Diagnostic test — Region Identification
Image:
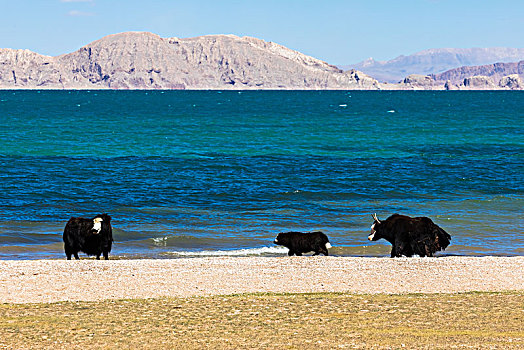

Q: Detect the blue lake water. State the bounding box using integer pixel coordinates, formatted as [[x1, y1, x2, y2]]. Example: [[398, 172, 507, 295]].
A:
[[0, 90, 522, 259]]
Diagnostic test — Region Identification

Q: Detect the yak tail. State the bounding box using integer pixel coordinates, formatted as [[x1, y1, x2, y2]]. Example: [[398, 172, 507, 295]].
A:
[[435, 226, 451, 251]]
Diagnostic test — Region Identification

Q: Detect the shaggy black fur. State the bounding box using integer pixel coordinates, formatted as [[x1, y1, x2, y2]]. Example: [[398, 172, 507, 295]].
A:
[[369, 214, 451, 257], [63, 213, 113, 260], [274, 231, 331, 256]]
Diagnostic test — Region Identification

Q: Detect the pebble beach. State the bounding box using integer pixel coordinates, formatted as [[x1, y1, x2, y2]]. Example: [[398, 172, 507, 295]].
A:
[[1, 256, 523, 304]]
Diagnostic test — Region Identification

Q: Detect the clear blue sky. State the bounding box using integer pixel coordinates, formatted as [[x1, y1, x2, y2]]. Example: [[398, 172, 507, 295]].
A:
[[1, 0, 523, 64]]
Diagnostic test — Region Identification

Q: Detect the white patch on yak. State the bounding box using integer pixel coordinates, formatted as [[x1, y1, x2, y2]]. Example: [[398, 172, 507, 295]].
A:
[[325, 242, 332, 249], [274, 238, 278, 243], [92, 217, 103, 234], [369, 223, 377, 241]]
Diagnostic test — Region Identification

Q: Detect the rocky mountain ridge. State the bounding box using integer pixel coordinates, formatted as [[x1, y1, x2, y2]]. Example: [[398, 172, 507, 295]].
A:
[[0, 32, 379, 90], [431, 61, 524, 85], [346, 47, 524, 83], [0, 32, 522, 90], [395, 61, 523, 90]]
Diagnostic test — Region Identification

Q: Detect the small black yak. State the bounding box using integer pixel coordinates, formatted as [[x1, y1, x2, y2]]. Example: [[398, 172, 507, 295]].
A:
[[368, 213, 451, 257], [63, 213, 113, 260], [274, 231, 332, 256]]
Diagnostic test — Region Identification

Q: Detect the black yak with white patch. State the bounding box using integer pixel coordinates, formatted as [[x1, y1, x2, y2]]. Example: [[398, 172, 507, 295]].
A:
[[274, 231, 332, 256], [368, 213, 451, 257], [63, 213, 113, 260]]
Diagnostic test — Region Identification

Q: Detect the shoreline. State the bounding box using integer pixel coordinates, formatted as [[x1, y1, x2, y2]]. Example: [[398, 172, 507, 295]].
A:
[[1, 256, 523, 304], [1, 88, 522, 91]]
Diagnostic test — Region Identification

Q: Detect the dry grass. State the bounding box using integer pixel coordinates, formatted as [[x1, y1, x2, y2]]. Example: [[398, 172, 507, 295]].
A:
[[1, 292, 523, 349]]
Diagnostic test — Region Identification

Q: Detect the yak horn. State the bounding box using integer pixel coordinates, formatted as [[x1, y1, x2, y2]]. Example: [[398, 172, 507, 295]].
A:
[[372, 213, 381, 223]]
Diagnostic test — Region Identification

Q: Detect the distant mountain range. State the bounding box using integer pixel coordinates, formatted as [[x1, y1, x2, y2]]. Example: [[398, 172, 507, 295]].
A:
[[0, 32, 522, 90], [431, 60, 524, 84], [0, 32, 379, 90], [398, 60, 523, 90], [344, 48, 524, 83]]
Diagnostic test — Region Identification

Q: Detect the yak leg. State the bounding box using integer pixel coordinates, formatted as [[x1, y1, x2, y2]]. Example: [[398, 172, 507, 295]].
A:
[[425, 243, 435, 257], [390, 246, 397, 258], [315, 248, 328, 256], [65, 247, 74, 260], [392, 238, 413, 257], [295, 252, 303, 256], [103, 251, 109, 260], [288, 250, 295, 256], [96, 254, 101, 260], [391, 245, 404, 258], [73, 252, 80, 260]]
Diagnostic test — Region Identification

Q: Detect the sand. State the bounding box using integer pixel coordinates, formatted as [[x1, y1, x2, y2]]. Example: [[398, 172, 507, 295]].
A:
[[0, 256, 523, 304]]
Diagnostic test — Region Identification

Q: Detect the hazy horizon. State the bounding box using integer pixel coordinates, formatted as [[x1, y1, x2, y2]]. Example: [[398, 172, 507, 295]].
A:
[[1, 0, 523, 65]]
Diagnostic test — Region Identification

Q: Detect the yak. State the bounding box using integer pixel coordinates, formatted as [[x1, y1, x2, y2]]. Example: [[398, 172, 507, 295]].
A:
[[274, 231, 332, 256], [63, 213, 113, 260], [368, 213, 451, 257]]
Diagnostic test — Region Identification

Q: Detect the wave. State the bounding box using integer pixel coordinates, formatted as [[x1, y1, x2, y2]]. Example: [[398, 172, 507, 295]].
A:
[[165, 246, 289, 257], [164, 245, 392, 258]]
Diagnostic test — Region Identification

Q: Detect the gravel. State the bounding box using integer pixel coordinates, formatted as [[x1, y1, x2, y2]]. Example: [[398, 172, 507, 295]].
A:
[[1, 256, 523, 304]]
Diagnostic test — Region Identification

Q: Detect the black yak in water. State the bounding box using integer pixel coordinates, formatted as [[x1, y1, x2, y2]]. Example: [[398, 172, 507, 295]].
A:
[[274, 231, 332, 256], [368, 213, 451, 257], [63, 213, 113, 260]]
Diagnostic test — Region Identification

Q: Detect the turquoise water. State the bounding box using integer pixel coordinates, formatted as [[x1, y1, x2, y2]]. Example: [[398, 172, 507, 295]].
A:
[[0, 90, 522, 259]]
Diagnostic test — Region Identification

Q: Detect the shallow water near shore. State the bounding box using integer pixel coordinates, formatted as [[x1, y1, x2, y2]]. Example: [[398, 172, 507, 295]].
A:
[[0, 90, 522, 259]]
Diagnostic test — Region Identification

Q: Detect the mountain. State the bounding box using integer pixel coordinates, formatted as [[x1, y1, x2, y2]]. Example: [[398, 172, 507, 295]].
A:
[[344, 48, 524, 83], [393, 61, 523, 90], [2, 33, 522, 90], [431, 60, 524, 85], [0, 32, 380, 90]]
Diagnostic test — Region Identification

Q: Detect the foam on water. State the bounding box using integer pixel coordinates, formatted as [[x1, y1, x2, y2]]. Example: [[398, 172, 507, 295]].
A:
[[167, 246, 289, 257]]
